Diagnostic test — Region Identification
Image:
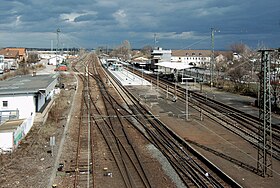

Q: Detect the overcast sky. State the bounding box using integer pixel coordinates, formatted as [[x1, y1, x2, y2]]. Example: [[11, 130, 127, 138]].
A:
[[0, 0, 279, 50]]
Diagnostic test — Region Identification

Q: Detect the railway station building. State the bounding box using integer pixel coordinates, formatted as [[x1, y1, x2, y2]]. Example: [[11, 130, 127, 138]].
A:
[[0, 74, 58, 152]]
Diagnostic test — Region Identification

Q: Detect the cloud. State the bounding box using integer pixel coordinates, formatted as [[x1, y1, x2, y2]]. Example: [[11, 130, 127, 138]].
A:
[[0, 0, 279, 49]]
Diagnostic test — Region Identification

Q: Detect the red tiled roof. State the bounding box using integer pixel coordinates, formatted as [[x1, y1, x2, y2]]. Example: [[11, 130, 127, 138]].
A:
[[5, 48, 26, 56], [0, 49, 19, 59]]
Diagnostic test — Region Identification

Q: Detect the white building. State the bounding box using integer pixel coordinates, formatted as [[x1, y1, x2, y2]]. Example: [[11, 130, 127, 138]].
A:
[[48, 55, 66, 65], [151, 47, 172, 71], [0, 74, 58, 152], [171, 50, 211, 68]]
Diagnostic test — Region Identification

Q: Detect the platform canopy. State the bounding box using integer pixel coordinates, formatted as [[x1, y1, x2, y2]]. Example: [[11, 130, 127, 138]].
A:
[[133, 56, 148, 61], [155, 62, 193, 70]]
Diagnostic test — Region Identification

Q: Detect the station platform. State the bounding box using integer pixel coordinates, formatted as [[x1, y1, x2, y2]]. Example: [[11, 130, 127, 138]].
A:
[[109, 67, 280, 126], [108, 68, 151, 86]]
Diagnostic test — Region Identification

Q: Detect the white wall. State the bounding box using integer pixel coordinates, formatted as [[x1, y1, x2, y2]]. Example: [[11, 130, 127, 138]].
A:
[[0, 94, 35, 119], [0, 115, 35, 152], [0, 132, 13, 151], [48, 56, 65, 65], [39, 54, 57, 59], [171, 56, 211, 67]]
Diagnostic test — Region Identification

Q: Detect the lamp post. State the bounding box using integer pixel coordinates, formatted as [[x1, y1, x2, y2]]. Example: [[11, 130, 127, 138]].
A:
[[140, 64, 144, 85], [157, 70, 159, 91], [182, 77, 192, 121]]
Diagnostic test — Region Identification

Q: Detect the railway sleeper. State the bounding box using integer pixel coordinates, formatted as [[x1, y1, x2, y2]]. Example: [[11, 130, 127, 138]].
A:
[[65, 167, 92, 174]]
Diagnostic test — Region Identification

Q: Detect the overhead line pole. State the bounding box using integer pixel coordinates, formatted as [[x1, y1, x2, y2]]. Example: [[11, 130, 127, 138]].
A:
[[210, 28, 215, 90], [56, 28, 61, 65], [257, 49, 273, 177]]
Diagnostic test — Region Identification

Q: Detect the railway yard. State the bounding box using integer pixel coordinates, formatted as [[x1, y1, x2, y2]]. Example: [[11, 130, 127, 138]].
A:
[[1, 52, 280, 187]]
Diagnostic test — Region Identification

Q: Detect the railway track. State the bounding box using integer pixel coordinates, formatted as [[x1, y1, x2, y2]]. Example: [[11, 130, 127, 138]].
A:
[[71, 54, 95, 188], [88, 56, 152, 188], [126, 65, 280, 161], [68, 53, 244, 187], [98, 56, 241, 187]]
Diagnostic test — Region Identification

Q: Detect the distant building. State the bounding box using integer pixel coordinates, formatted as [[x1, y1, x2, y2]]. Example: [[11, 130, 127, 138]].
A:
[[0, 48, 20, 70], [0, 74, 58, 152], [0, 48, 19, 60], [171, 50, 211, 68], [48, 55, 66, 65], [5, 48, 27, 62], [151, 47, 172, 71]]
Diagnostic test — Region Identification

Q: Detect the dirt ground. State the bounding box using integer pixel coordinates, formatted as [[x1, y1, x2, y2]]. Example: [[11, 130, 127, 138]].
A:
[[0, 73, 75, 188]]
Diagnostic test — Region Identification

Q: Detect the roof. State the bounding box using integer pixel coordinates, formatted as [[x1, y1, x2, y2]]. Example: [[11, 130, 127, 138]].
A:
[[5, 48, 26, 56], [0, 49, 19, 59], [155, 62, 193, 70], [0, 119, 24, 132], [172, 50, 211, 57], [49, 55, 66, 60], [133, 56, 148, 61], [0, 74, 57, 95]]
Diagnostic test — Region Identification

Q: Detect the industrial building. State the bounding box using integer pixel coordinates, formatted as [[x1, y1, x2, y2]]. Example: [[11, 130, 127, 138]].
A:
[[0, 74, 58, 152]]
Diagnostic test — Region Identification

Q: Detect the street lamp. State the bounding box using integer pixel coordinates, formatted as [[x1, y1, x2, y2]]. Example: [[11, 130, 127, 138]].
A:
[[157, 69, 159, 91], [140, 64, 144, 85], [182, 77, 192, 121]]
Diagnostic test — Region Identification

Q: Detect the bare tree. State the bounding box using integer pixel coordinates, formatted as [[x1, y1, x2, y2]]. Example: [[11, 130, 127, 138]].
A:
[[223, 43, 259, 94], [27, 53, 39, 65], [141, 45, 153, 57], [110, 40, 132, 61]]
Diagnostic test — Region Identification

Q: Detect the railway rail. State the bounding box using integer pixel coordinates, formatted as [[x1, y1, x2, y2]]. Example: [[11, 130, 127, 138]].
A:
[[88, 55, 152, 188], [97, 55, 242, 187], [66, 52, 245, 187], [71, 54, 95, 188], [126, 66, 280, 162]]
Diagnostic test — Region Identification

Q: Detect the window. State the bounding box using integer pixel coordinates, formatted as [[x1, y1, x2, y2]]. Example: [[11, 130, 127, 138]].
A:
[[3, 101, 8, 107]]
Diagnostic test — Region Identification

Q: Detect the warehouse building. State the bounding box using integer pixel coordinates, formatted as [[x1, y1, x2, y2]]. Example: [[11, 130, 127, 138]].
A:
[[0, 74, 58, 152]]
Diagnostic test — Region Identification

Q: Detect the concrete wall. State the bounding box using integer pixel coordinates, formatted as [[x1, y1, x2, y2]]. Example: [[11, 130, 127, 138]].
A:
[[0, 132, 13, 151], [0, 116, 34, 152]]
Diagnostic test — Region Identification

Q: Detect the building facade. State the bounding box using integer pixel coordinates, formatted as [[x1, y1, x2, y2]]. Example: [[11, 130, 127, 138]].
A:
[[171, 50, 212, 68], [151, 47, 172, 71]]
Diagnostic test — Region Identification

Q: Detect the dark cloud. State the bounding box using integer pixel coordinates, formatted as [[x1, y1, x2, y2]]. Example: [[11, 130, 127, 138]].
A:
[[0, 0, 279, 49]]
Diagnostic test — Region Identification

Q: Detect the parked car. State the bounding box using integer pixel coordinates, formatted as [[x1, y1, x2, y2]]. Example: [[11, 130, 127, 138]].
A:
[[0, 69, 3, 74], [54, 65, 67, 71]]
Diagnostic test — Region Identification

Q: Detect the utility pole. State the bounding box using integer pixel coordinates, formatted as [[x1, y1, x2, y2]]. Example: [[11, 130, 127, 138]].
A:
[[257, 49, 273, 177], [210, 28, 215, 90], [57, 28, 61, 54], [154, 33, 158, 49], [56, 28, 61, 64]]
